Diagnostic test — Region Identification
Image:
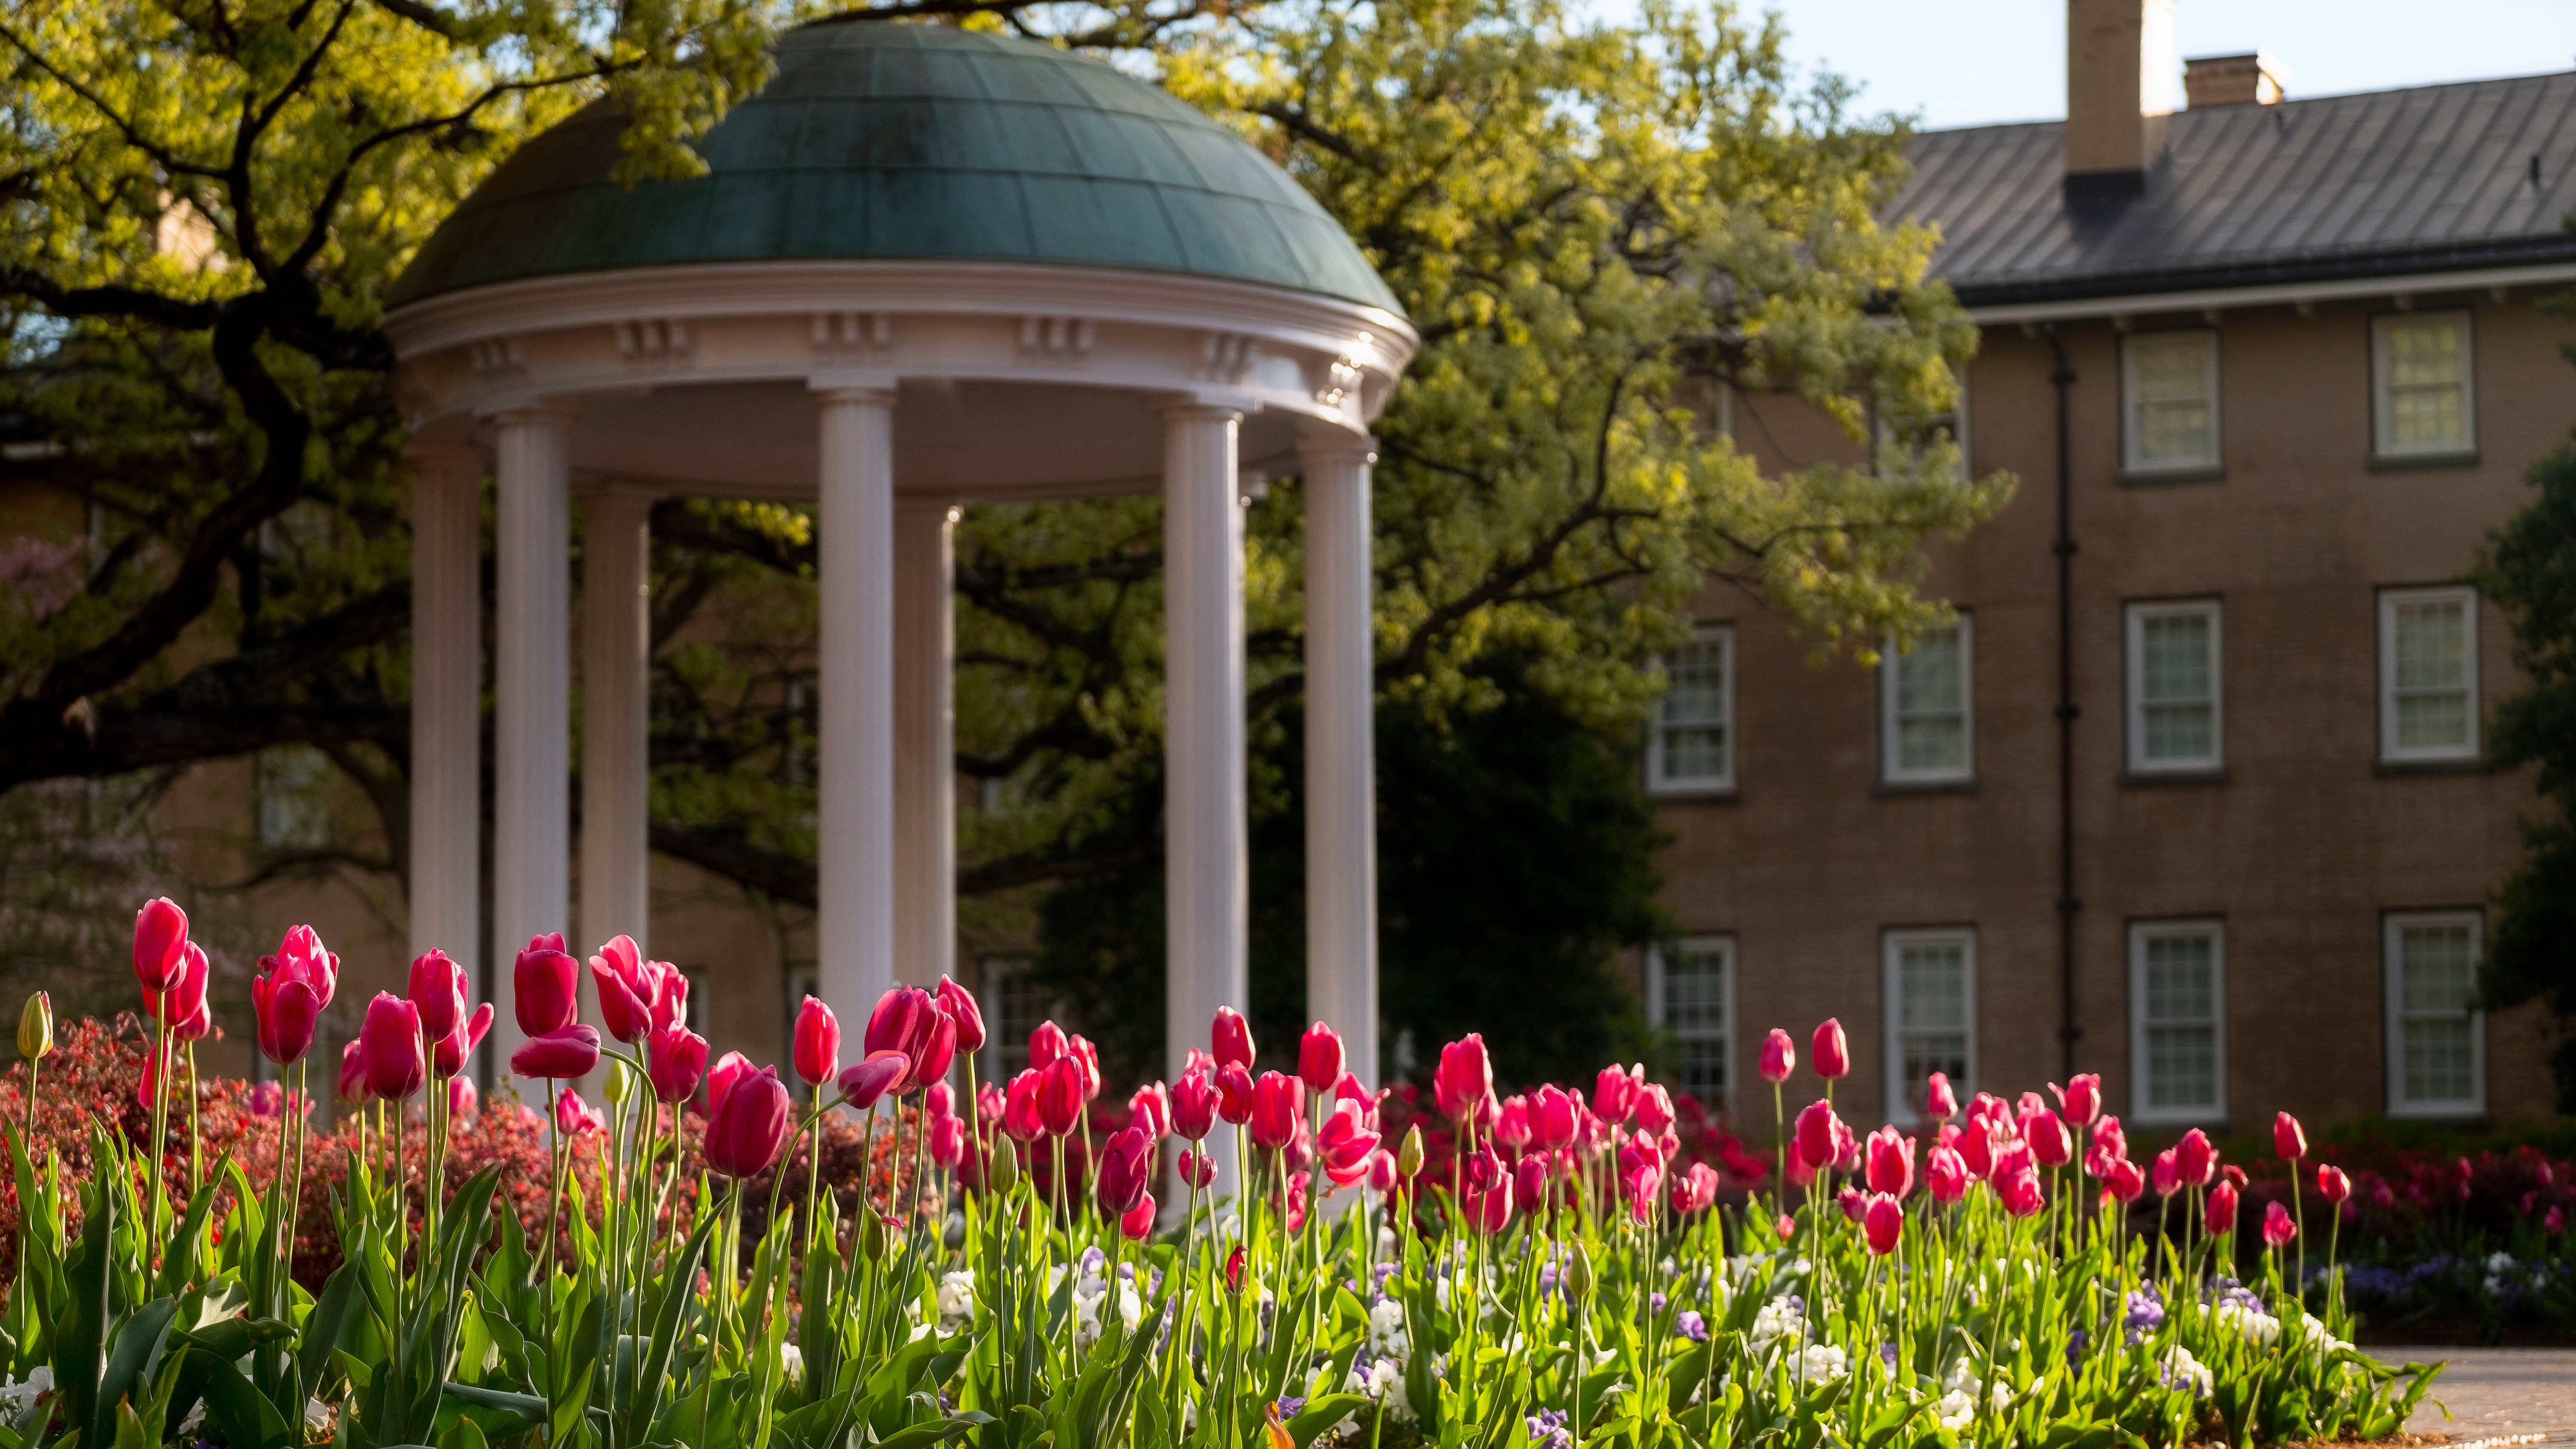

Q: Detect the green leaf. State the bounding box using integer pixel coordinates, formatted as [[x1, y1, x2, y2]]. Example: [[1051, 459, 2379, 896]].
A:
[[614, 1207, 719, 1446], [186, 1348, 298, 1449], [874, 1414, 997, 1449], [437, 1381, 548, 1431], [57, 1149, 119, 1445], [91, 1295, 178, 1449], [1286, 1393, 1367, 1448]]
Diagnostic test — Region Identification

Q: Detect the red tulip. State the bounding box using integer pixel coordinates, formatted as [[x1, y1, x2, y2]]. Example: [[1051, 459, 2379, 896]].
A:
[[1030, 1019, 1069, 1069], [2104, 1156, 2148, 1203], [449, 1077, 479, 1119], [1224, 1243, 1248, 1294], [704, 1065, 793, 1179], [2152, 1148, 2182, 1197], [171, 992, 212, 1044], [513, 1025, 602, 1080], [1128, 1082, 1171, 1141], [1178, 1150, 1218, 1189], [1298, 1022, 1344, 1094], [1863, 1192, 1905, 1255], [2085, 1115, 2128, 1178], [1096, 1125, 1153, 1215], [1369, 1148, 1400, 1195], [649, 1026, 709, 1103], [1531, 1084, 1580, 1151], [360, 993, 427, 1100], [1495, 1095, 1532, 1151], [1957, 1116, 1998, 1179], [706, 1050, 755, 1117], [253, 973, 321, 1066], [1121, 1191, 1157, 1242], [1926, 1145, 1970, 1203], [650, 966, 689, 1034], [1211, 1007, 1255, 1070], [2205, 1180, 2240, 1233], [1250, 1070, 1302, 1151], [1634, 1083, 1676, 1136], [433, 1002, 495, 1077], [908, 1012, 958, 1094], [1680, 1160, 1721, 1213], [1036, 1055, 1085, 1136], [793, 996, 841, 1087], [1278, 1170, 1311, 1233], [556, 1089, 607, 1137], [935, 975, 986, 1054], [261, 924, 341, 1011], [2023, 1107, 2072, 1168], [1434, 1034, 1492, 1121], [1793, 1099, 1841, 1170], [1594, 1063, 1640, 1125], [337, 1039, 371, 1104], [2262, 1199, 2296, 1247], [1215, 1063, 1256, 1126], [1317, 1098, 1380, 1186], [133, 896, 190, 994], [2175, 1128, 2217, 1187], [837, 1049, 909, 1110], [1999, 1166, 2045, 1218], [589, 936, 654, 1044], [925, 1080, 954, 1120], [1462, 1176, 1513, 1234], [1170, 1070, 1219, 1140], [1865, 1126, 1915, 1198], [144, 939, 210, 1028], [2049, 1073, 2102, 1127], [1067, 1034, 1101, 1100], [2317, 1164, 2351, 1204], [1001, 1070, 1045, 1142], [866, 986, 940, 1068], [408, 949, 468, 1043], [929, 1113, 966, 1170], [1810, 1019, 1850, 1080], [976, 1081, 1005, 1124], [1924, 1071, 1958, 1122], [513, 933, 581, 1038], [2274, 1111, 2308, 1162], [1758, 1028, 1795, 1084]]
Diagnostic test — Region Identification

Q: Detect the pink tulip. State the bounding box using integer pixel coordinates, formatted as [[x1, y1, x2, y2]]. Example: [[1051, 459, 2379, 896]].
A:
[[1029, 1018, 1069, 1069], [1865, 1126, 1915, 1198], [1178, 1150, 1218, 1189], [589, 936, 654, 1044], [1170, 1070, 1219, 1140], [865, 987, 941, 1073], [706, 1050, 755, 1117], [2262, 1199, 2296, 1247], [976, 1081, 1005, 1124], [1317, 1098, 1381, 1186], [1096, 1126, 1153, 1215], [1679, 1161, 1721, 1214], [338, 1039, 371, 1104], [2086, 1115, 2128, 1178], [793, 996, 841, 1087], [133, 896, 190, 994], [1249, 1071, 1302, 1151], [650, 967, 689, 1034], [2023, 1107, 2072, 1168], [513, 1025, 601, 1080], [1634, 1083, 1676, 1136], [1036, 1056, 1085, 1136], [1926, 1145, 1970, 1203], [1298, 1022, 1345, 1094], [408, 948, 468, 1043], [1793, 1099, 1841, 1170], [1434, 1035, 1492, 1121], [449, 1076, 479, 1119], [1120, 1191, 1157, 1242], [1462, 1176, 1513, 1234], [171, 993, 212, 1044], [434, 1002, 494, 1077], [1924, 1071, 1958, 1121], [935, 975, 985, 1054], [2104, 1156, 2147, 1203], [1128, 1081, 1171, 1141], [253, 973, 321, 1066], [929, 1113, 966, 1169], [556, 1089, 606, 1137], [1495, 1095, 1533, 1151], [2274, 1111, 2307, 1162], [837, 1050, 909, 1111], [2205, 1180, 2240, 1233], [1531, 1084, 1580, 1151], [2152, 1147, 2182, 1197], [1368, 1148, 1399, 1195], [1215, 1063, 1256, 1125], [2316, 1164, 2351, 1204], [360, 993, 427, 1100], [1999, 1166, 2045, 1218], [1001, 1071, 1044, 1142], [1863, 1192, 1905, 1255], [925, 1080, 955, 1120], [1067, 1035, 1101, 1100], [1758, 1028, 1795, 1084], [513, 933, 581, 1038], [146, 940, 210, 1028], [1594, 1063, 1640, 1125], [1810, 1019, 1850, 1080], [640, 1025, 703, 1103], [261, 924, 340, 1010], [2175, 1128, 2218, 1187], [704, 1065, 793, 1179], [1210, 1007, 1255, 1070], [2049, 1073, 2102, 1127], [907, 1012, 958, 1094]]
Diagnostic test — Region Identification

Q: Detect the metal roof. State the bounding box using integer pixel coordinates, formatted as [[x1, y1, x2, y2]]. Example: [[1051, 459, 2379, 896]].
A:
[[1892, 70, 2576, 307], [387, 23, 1403, 314]]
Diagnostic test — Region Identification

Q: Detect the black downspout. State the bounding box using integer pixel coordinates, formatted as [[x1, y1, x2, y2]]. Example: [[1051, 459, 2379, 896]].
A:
[[2044, 324, 2081, 1082]]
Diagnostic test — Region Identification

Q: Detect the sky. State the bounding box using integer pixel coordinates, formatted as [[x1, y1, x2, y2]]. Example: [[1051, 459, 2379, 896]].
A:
[[1649, 0, 2576, 130]]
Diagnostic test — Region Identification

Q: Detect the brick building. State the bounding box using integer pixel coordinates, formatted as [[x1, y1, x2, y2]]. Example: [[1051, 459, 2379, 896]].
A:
[[1641, 3, 2576, 1132]]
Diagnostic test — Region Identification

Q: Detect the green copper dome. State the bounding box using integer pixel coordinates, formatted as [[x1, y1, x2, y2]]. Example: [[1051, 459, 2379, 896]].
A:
[[387, 23, 1402, 314]]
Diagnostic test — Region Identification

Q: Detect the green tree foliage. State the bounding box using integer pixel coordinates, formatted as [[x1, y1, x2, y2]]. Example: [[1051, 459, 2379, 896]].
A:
[[2476, 301, 2576, 1111]]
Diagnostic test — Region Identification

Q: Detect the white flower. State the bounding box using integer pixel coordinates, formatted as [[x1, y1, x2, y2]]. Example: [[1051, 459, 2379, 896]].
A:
[[939, 1270, 978, 1324], [1790, 1344, 1848, 1386], [304, 1397, 333, 1431], [779, 1344, 805, 1383], [0, 1369, 52, 1416], [2209, 1301, 2281, 1347], [1368, 1297, 1410, 1356], [2162, 1345, 2214, 1398], [1934, 1390, 1978, 1431], [1749, 1300, 1809, 1353]]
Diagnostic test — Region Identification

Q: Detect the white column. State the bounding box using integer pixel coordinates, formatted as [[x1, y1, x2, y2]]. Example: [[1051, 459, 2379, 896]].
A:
[[580, 490, 653, 957], [816, 387, 899, 1036], [409, 444, 483, 988], [1161, 404, 1248, 1088], [491, 408, 573, 1077], [893, 498, 956, 987], [1300, 434, 1379, 1088]]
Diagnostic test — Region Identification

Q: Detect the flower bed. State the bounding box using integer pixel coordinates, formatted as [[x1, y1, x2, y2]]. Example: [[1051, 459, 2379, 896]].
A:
[[0, 901, 2444, 1448]]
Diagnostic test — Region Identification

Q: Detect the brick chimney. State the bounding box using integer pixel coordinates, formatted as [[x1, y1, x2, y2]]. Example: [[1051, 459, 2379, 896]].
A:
[[2183, 52, 2285, 108], [2064, 0, 2175, 208]]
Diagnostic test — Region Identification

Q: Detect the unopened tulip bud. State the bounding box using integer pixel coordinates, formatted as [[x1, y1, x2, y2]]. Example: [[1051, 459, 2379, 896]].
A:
[[990, 1140, 1021, 1191], [1564, 1240, 1595, 1300], [603, 1060, 634, 1105], [1397, 1123, 1425, 1178], [17, 991, 51, 1062], [861, 1209, 887, 1261]]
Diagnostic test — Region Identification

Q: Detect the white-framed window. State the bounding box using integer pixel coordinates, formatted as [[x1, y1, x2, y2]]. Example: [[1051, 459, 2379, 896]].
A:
[[2385, 911, 2485, 1116], [1875, 365, 1970, 486], [2379, 586, 2480, 763], [2125, 600, 2223, 773], [1881, 617, 1974, 784], [2122, 330, 2221, 474], [1648, 626, 1735, 794], [2373, 311, 2476, 459], [2129, 920, 2226, 1124], [256, 744, 332, 850], [1882, 928, 1975, 1124], [1648, 936, 1734, 1108]]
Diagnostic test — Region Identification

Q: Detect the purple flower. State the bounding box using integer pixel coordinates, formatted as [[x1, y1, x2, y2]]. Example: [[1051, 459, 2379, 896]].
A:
[[2065, 1327, 2087, 1368], [1649, 1291, 1668, 1313], [2123, 1283, 2165, 1345], [1675, 1310, 1708, 1342]]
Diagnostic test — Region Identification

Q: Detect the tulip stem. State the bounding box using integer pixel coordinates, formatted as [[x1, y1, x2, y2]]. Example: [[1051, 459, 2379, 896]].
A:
[[542, 1078, 564, 1314], [148, 993, 170, 1244]]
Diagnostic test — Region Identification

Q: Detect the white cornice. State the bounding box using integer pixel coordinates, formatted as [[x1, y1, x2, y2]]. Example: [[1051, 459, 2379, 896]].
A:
[[1962, 259, 2576, 325]]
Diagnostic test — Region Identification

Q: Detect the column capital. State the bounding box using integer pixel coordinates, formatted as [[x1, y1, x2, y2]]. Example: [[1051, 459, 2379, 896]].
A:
[[1151, 389, 1254, 421], [478, 398, 582, 429], [1297, 430, 1379, 467], [809, 374, 898, 404]]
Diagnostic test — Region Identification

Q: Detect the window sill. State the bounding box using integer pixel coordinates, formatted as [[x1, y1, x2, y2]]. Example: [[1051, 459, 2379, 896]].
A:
[[2117, 465, 2226, 486], [2385, 1106, 2490, 1126], [1877, 778, 1976, 797], [2120, 767, 2229, 788], [2374, 756, 2487, 777], [2368, 449, 2480, 472], [1648, 784, 1740, 805], [2130, 1112, 2230, 1133]]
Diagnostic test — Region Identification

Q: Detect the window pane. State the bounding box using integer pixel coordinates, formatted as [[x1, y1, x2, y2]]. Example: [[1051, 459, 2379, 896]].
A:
[[1893, 628, 1967, 774], [1896, 632, 1962, 712], [2403, 1017, 2474, 1103], [2394, 601, 2468, 691], [2398, 925, 2473, 1013], [2143, 933, 2214, 1024], [1899, 942, 1967, 1031], [2141, 615, 2211, 702], [2385, 321, 2467, 450], [2131, 335, 2215, 465], [2147, 1024, 2218, 1108], [1658, 637, 1730, 784], [2138, 611, 2217, 764], [1660, 945, 1729, 1100]]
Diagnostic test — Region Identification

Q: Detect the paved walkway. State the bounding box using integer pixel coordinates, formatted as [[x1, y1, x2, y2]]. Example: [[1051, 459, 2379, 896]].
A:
[[2372, 1348, 2576, 1444]]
